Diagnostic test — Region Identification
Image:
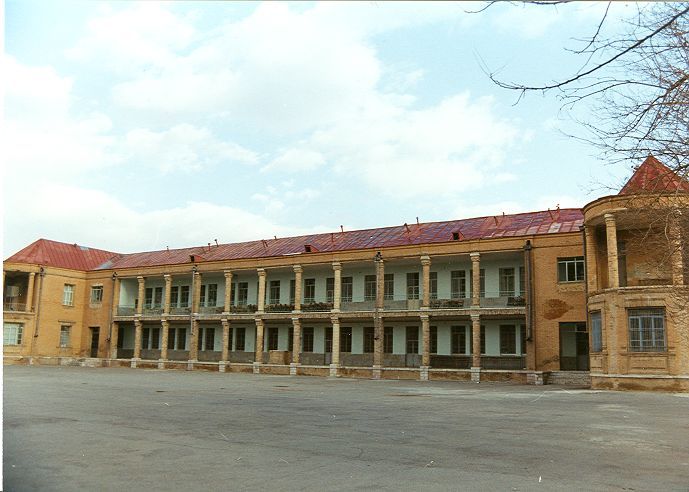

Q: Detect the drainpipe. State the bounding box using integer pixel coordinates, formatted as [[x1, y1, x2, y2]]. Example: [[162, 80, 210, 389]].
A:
[[190, 264, 197, 346], [30, 266, 45, 360]]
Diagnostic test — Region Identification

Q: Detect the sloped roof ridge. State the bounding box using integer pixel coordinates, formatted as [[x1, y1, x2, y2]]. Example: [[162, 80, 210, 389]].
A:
[[619, 155, 689, 195]]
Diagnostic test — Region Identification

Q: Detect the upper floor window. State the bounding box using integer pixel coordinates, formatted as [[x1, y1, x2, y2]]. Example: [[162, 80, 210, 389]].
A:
[[289, 279, 296, 305], [145, 287, 163, 309], [558, 257, 585, 282], [429, 272, 438, 300], [90, 285, 103, 304], [406, 272, 419, 300], [237, 282, 249, 305], [304, 278, 316, 303], [590, 311, 602, 352], [451, 271, 466, 299], [499, 268, 515, 297], [341, 277, 353, 302], [384, 274, 394, 300], [326, 277, 335, 303], [628, 308, 666, 352], [3, 323, 23, 346], [364, 275, 377, 301], [63, 284, 75, 306], [200, 284, 218, 307], [269, 280, 281, 305]]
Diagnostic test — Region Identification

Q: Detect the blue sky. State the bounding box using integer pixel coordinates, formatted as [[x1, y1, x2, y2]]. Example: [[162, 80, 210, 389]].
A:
[[4, 1, 638, 255]]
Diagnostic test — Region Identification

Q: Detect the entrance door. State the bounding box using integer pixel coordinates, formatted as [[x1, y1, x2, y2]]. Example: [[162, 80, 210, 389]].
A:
[[90, 327, 100, 358], [559, 323, 589, 370]]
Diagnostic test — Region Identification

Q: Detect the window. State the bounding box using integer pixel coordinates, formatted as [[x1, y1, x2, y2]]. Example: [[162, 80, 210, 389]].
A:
[[628, 308, 666, 352], [341, 327, 352, 352], [288, 327, 294, 352], [289, 280, 296, 305], [384, 327, 393, 353], [364, 275, 377, 301], [227, 327, 234, 351], [3, 323, 23, 345], [451, 326, 466, 354], [145, 287, 163, 308], [267, 327, 279, 350], [304, 279, 316, 303], [429, 272, 438, 300], [142, 327, 160, 350], [60, 325, 71, 347], [326, 278, 335, 303], [590, 311, 603, 352], [90, 285, 103, 304], [302, 327, 314, 352], [406, 326, 419, 354], [180, 286, 190, 307], [200, 284, 218, 307], [142, 328, 150, 349], [451, 271, 466, 299], [341, 277, 353, 302], [237, 282, 249, 305], [406, 272, 419, 300], [499, 268, 515, 297], [500, 325, 517, 354], [384, 274, 394, 300], [269, 281, 281, 305], [520, 326, 527, 355], [170, 286, 179, 306], [363, 327, 375, 353], [63, 284, 75, 306], [205, 327, 215, 351], [430, 326, 437, 354], [558, 257, 585, 282], [168, 328, 187, 350], [235, 327, 245, 351], [480, 326, 486, 354], [325, 327, 333, 353]]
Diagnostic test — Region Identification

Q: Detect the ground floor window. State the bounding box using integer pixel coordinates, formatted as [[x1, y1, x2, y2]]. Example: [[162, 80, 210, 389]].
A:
[[384, 327, 393, 353], [325, 327, 333, 353], [363, 327, 374, 353], [303, 327, 314, 352], [341, 327, 352, 352], [288, 327, 294, 352], [142, 327, 160, 349], [451, 326, 466, 354], [168, 328, 187, 351], [590, 311, 602, 352], [235, 328, 245, 351], [628, 308, 665, 352], [499, 325, 517, 355], [406, 326, 419, 354], [430, 326, 437, 354], [227, 327, 234, 351], [198, 327, 215, 351], [60, 325, 71, 348], [267, 327, 279, 350], [480, 326, 485, 355], [3, 323, 23, 345]]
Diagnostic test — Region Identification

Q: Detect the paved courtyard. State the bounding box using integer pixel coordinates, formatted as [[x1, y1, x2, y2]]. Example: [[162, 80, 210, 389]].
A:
[[3, 366, 689, 491]]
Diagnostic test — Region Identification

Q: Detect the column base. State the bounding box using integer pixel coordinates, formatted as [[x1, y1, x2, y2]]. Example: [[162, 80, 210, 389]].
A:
[[187, 360, 197, 371], [419, 366, 429, 381], [526, 371, 545, 385], [131, 358, 140, 369], [219, 361, 227, 372], [157, 359, 166, 370], [372, 365, 382, 380], [470, 366, 481, 383], [329, 364, 340, 377], [252, 362, 261, 374], [289, 362, 300, 376]]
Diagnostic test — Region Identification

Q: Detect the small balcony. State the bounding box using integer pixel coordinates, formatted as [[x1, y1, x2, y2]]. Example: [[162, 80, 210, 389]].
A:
[[143, 305, 164, 316], [199, 305, 224, 315], [117, 305, 136, 316], [170, 306, 191, 315], [341, 300, 375, 312], [480, 291, 526, 308], [231, 304, 257, 314], [3, 301, 27, 312], [301, 302, 334, 312], [265, 303, 294, 313]]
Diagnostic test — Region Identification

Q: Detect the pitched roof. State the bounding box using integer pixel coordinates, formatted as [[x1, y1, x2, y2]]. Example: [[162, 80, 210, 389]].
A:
[[4, 239, 120, 271], [100, 208, 584, 270], [619, 155, 689, 195]]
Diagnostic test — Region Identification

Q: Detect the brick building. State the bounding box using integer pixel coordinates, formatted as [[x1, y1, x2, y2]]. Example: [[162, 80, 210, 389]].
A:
[[4, 157, 688, 389]]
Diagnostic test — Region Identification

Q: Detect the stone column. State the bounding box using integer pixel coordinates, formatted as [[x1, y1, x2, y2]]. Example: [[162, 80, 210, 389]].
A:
[[159, 320, 169, 369], [330, 316, 340, 377], [332, 262, 342, 312], [373, 315, 384, 379], [136, 276, 145, 315], [192, 272, 202, 313], [132, 320, 143, 367], [254, 318, 264, 370], [26, 272, 36, 312], [188, 319, 199, 366], [293, 265, 303, 312], [584, 226, 599, 292], [291, 318, 301, 375], [375, 258, 385, 310], [471, 314, 481, 382], [420, 314, 430, 380], [112, 276, 121, 318], [220, 319, 230, 372], [421, 255, 431, 308], [604, 213, 619, 289], [223, 270, 233, 313], [257, 268, 266, 313], [670, 221, 685, 285], [470, 253, 480, 307], [163, 274, 172, 315], [110, 321, 119, 359]]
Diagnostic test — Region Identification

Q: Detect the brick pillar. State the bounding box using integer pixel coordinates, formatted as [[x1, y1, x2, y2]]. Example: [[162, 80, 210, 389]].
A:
[[160, 320, 169, 367], [330, 316, 340, 377], [257, 268, 266, 313], [373, 256, 384, 379], [584, 226, 599, 292], [163, 274, 172, 315], [471, 253, 480, 307], [420, 314, 430, 380], [26, 272, 35, 312], [291, 317, 301, 366], [421, 255, 431, 308], [189, 319, 199, 363], [670, 221, 685, 285], [110, 321, 119, 359], [293, 265, 302, 312], [332, 262, 342, 312], [220, 319, 230, 372], [375, 258, 385, 310], [604, 213, 619, 289], [192, 272, 202, 314], [136, 276, 145, 315], [254, 318, 264, 367], [133, 320, 143, 365], [112, 276, 121, 318], [223, 270, 233, 313], [471, 314, 481, 382]]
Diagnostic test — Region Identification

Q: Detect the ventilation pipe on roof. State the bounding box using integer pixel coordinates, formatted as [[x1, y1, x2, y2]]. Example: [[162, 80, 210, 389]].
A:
[[340, 225, 344, 233], [215, 239, 219, 247]]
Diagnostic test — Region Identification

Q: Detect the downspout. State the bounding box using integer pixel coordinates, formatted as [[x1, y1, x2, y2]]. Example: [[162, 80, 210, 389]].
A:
[[190, 264, 197, 349], [30, 266, 45, 360]]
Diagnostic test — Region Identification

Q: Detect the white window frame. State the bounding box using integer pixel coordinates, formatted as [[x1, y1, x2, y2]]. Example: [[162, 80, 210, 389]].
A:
[[628, 308, 666, 352], [90, 285, 103, 304], [4, 323, 23, 345], [63, 284, 75, 306], [60, 325, 71, 348], [558, 257, 585, 283]]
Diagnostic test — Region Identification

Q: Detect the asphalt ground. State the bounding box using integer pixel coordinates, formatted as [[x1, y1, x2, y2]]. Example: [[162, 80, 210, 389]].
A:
[[3, 366, 689, 491]]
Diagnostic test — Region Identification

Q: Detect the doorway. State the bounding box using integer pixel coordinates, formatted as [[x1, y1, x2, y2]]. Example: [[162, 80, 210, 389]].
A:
[[559, 323, 589, 370], [90, 327, 100, 358]]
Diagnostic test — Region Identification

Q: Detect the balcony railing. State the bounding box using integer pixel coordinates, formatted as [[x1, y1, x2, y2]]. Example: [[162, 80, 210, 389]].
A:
[[170, 306, 191, 315], [480, 292, 526, 308], [199, 305, 224, 314], [231, 304, 257, 314], [430, 298, 467, 309], [301, 302, 334, 312], [3, 301, 27, 312], [341, 300, 375, 312], [143, 306, 164, 316], [383, 297, 421, 311], [265, 303, 294, 313], [117, 305, 136, 316]]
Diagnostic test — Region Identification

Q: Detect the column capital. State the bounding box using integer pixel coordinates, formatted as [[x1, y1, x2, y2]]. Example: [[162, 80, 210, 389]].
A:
[[28, 271, 36, 278], [420, 255, 431, 266], [332, 261, 342, 270], [257, 268, 266, 276], [470, 252, 480, 261], [224, 270, 233, 277], [470, 313, 480, 322], [137, 275, 145, 282], [161, 319, 170, 328], [604, 213, 616, 224], [163, 274, 171, 281], [293, 264, 302, 273], [330, 315, 340, 324], [134, 319, 143, 328], [291, 317, 301, 324], [221, 318, 230, 328], [420, 314, 429, 322], [255, 317, 264, 326], [193, 270, 201, 278]]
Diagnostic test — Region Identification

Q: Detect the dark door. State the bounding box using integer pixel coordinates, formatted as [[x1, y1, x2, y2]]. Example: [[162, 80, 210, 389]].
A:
[[559, 323, 589, 370], [90, 327, 100, 358]]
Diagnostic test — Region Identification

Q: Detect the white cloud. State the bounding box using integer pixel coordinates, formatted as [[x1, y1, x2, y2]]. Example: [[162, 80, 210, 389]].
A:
[[262, 148, 325, 173]]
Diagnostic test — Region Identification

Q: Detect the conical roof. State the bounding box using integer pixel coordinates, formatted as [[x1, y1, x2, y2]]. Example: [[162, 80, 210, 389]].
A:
[[619, 155, 689, 195]]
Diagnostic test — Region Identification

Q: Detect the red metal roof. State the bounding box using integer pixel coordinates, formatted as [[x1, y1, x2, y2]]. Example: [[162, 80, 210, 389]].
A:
[[4, 239, 120, 271], [99, 208, 584, 270], [619, 155, 689, 195]]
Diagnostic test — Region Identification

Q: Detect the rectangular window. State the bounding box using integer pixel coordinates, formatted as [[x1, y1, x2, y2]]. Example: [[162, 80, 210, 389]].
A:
[[177, 328, 187, 350], [451, 271, 466, 299], [289, 279, 296, 305], [170, 286, 179, 306], [520, 326, 526, 355], [235, 327, 245, 351], [406, 326, 419, 354], [326, 277, 335, 303], [267, 327, 279, 350], [63, 284, 75, 306], [480, 326, 485, 354], [269, 280, 281, 305], [384, 327, 393, 353], [364, 275, 377, 301], [60, 325, 71, 347], [227, 327, 234, 351], [143, 327, 150, 349], [429, 272, 438, 300], [288, 326, 294, 352], [302, 327, 314, 352], [499, 268, 515, 297], [145, 287, 153, 308], [3, 323, 23, 345], [341, 277, 353, 302], [500, 325, 517, 354], [237, 282, 248, 305], [430, 326, 437, 354], [628, 308, 666, 352], [180, 286, 190, 307], [590, 311, 602, 352], [168, 328, 176, 350], [406, 272, 419, 300], [341, 327, 352, 352], [205, 327, 215, 351], [384, 274, 394, 300], [304, 279, 316, 303], [363, 327, 375, 353], [90, 285, 103, 304], [558, 257, 585, 282], [204, 284, 218, 307], [325, 327, 333, 353], [451, 326, 466, 354]]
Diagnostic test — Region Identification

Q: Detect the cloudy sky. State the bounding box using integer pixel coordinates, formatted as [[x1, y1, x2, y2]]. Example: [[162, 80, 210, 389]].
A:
[[4, 1, 637, 256]]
